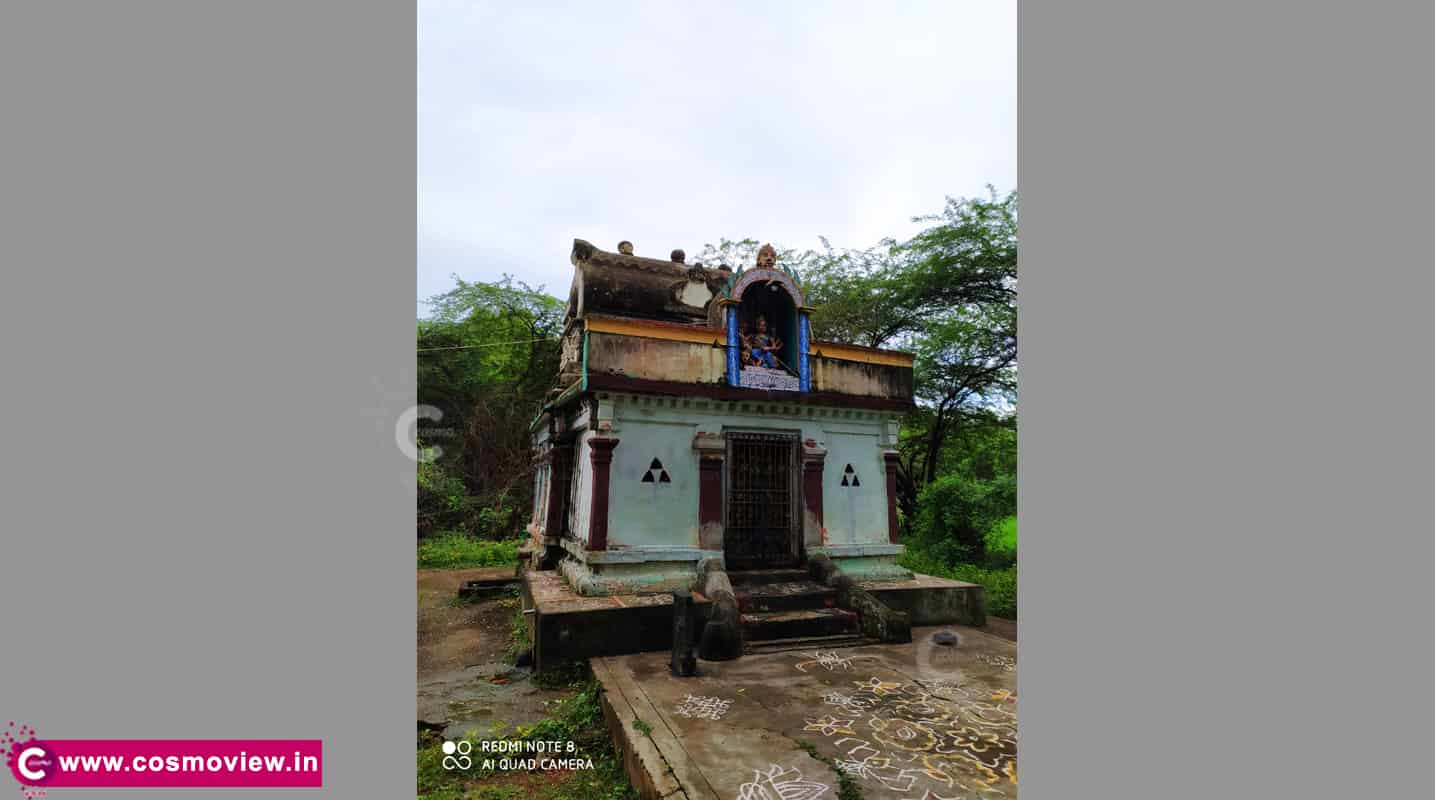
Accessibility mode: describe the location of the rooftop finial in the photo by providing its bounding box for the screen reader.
[617,240,634,255]
[756,243,777,268]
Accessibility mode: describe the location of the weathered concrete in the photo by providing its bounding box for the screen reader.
[808,555,912,644]
[523,569,713,672]
[864,572,987,627]
[525,568,983,669]
[594,625,1017,799]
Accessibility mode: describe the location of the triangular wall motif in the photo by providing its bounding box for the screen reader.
[840,475,849,487]
[842,463,860,488]
[643,458,669,485]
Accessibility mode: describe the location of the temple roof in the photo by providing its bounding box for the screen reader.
[565,239,732,327]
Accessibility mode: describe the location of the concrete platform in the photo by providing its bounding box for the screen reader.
[522,569,713,671]
[864,573,987,626]
[593,625,1017,799]
[523,568,987,670]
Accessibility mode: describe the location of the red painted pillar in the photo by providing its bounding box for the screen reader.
[694,432,726,552]
[587,438,620,551]
[803,453,825,530]
[698,455,724,531]
[543,443,573,538]
[883,451,901,544]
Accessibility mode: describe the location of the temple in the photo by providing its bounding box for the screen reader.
[527,239,917,593]
[518,239,981,667]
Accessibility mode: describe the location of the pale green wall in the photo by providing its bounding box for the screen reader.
[822,430,888,545]
[607,418,701,549]
[595,393,898,551]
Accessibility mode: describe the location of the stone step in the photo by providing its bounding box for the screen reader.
[727,568,811,586]
[734,581,838,613]
[744,633,872,655]
[740,608,859,641]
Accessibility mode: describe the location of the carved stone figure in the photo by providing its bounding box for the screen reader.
[756,242,777,268]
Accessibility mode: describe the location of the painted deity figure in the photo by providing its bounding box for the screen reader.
[742,314,784,370]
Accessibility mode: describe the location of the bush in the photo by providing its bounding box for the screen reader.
[417,532,522,569]
[910,473,1015,563]
[417,460,478,537]
[984,515,1017,569]
[417,459,525,542]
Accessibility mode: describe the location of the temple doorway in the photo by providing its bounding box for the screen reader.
[724,432,802,570]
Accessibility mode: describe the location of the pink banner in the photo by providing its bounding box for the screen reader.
[7,739,322,788]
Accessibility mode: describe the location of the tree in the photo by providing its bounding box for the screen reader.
[417,276,563,538]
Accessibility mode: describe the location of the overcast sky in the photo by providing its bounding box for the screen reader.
[418,1,1015,314]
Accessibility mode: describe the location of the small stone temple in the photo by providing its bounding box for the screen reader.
[527,239,917,594]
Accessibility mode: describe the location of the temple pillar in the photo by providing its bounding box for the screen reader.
[694,432,725,552]
[883,450,901,544]
[587,437,620,551]
[801,438,826,550]
[540,442,573,567]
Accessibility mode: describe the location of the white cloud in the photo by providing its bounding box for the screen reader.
[418,0,1016,310]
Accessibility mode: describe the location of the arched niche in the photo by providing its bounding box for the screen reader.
[723,268,812,392]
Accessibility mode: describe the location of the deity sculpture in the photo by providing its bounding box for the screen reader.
[741,314,784,371]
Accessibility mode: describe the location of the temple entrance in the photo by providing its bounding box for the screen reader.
[724,432,801,570]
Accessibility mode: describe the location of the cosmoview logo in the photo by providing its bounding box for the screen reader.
[15,744,54,783]
[4,725,323,794]
[396,405,446,463]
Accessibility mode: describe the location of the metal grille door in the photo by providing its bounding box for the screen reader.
[725,433,799,570]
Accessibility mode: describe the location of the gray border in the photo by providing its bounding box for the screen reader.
[0,2,414,797]
[5,1,1433,797]
[1022,1,1432,796]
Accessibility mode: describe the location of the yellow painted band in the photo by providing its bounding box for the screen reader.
[585,316,724,346]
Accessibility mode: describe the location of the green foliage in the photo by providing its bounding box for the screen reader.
[417,276,564,541]
[631,719,652,737]
[416,730,461,800]
[417,677,636,800]
[418,460,479,535]
[504,606,529,663]
[417,532,522,569]
[910,473,1015,564]
[985,516,1017,569]
[532,659,590,691]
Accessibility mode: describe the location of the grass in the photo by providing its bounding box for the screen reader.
[899,548,1017,619]
[503,605,528,663]
[795,739,863,800]
[419,532,523,569]
[418,672,636,800]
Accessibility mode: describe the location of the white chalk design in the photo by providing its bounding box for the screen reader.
[673,694,732,720]
[795,650,861,673]
[736,763,831,800]
[975,653,1016,672]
